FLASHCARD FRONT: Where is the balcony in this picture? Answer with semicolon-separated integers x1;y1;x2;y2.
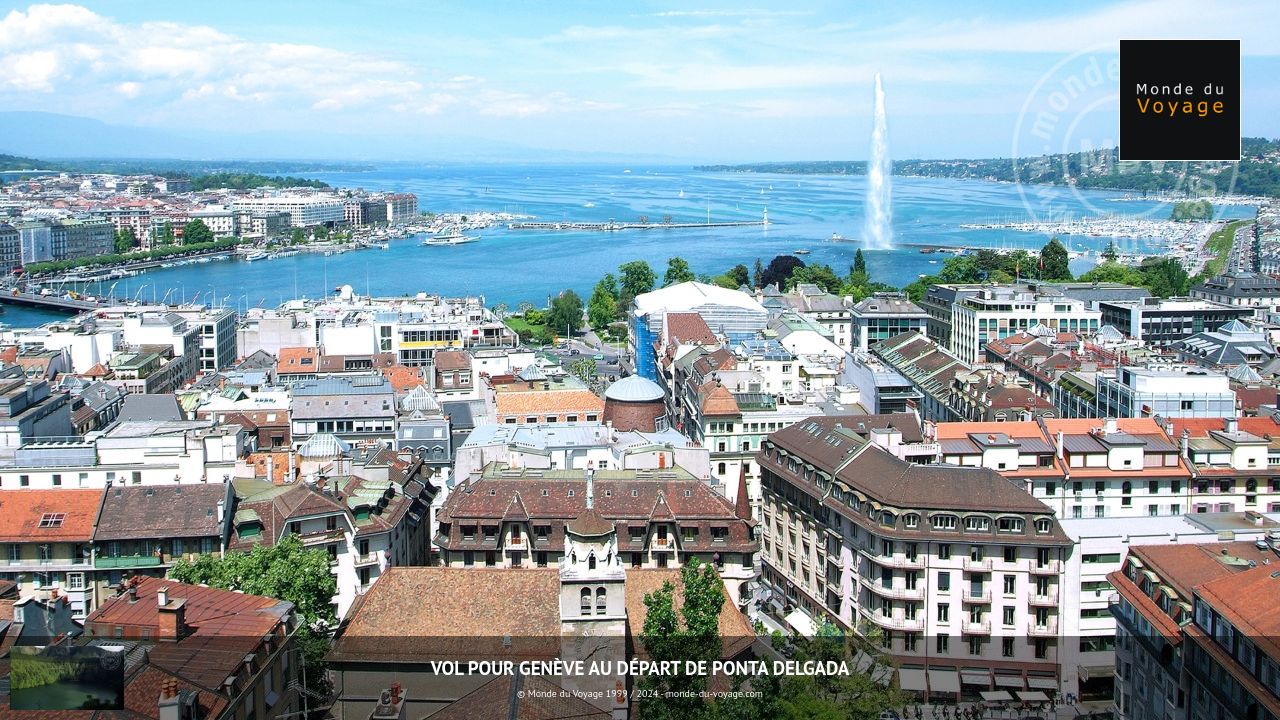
353;552;381;567
506;536;526;550
651;537;675;552
861;548;924;569
1029;560;1062;575
95;555;164;569
868;613;924;631
962;557;993;571
6;558;92;569
963;588;992;603
864;579;925;601
1029;593;1059;607
299;529;346;547
962;619;992;634
1028;618;1059;636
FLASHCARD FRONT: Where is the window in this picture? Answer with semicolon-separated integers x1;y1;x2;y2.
996;517;1024;533
1003;546;1017;563
19;475;28;487
938;544;951;560
1002;637;1015;657
38;513;65;529
1003;607;1015;626
580;588;592;616
937;572;950;592
51;474;61;487
1035;518;1051;534
1002;575;1016;595
596;588;608;615
936;635;949;654
937;603;950;623
485;551;496;567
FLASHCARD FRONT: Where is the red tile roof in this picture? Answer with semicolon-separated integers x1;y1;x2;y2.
665;312;718;346
0;489;101;542
1169;416;1280;438
276;347;317;374
380;364;425;393
433;349;472;371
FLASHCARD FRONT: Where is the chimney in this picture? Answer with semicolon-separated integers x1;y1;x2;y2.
216;498;225;524
370;683;408;720
1055;430;1064;460
157;593;187;642
157;586;168;607
585;463;595;510
1180;429;1190;459
157;679;184;720
1103;417;1117;435
128;585;138;603
1225;417;1239;434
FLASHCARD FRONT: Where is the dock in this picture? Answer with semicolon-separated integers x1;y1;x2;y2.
508;213;769;233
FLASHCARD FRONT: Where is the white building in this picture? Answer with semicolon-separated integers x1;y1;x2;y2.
231;195;345;227
951;286;1101;364
1094;365;1237;419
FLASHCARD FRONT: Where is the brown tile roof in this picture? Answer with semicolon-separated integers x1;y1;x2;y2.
245;450;296;485
83;362;112;378
665;312;718;346
698;381;739;416
625;569;755;660
276;346;317;374
0;489;101;542
329;567;563;663
1195;564;1280;660
380;364;425;393
123;665;230;720
434;349;472;371
94;484;226;542
495;390;604;418
1169;416;1280;438
429;674;610;720
567;507;614;536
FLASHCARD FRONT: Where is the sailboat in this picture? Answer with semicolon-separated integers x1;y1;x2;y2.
679;189;685;198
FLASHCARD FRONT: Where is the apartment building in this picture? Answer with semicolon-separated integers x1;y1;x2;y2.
230;195;345;227
0;365;74;462
0;488;100;617
773;283;856;351
872;331;970;422
1191;270;1280;317
1109;541;1280;720
950;285;1101;364
0;222;21;272
384;193;419;223
1169;416;1280;514
851;293;929;352
433;464;759;605
1099;297;1252;346
289;375;397;446
1093;365;1239;419
759;416;1072;699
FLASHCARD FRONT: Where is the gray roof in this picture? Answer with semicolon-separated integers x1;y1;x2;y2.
116;393;183;423
292;375;392;396
298;433;350;458
94;484;226;541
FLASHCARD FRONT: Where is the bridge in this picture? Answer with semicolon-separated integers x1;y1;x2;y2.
0;289;104;313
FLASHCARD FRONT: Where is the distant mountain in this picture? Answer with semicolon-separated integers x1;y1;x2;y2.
0;111;677;164
697;138;1280;197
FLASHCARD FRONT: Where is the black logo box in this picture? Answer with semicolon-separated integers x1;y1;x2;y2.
1119;39;1240;162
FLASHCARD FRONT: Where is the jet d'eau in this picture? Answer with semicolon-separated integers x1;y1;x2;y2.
863;73;893;250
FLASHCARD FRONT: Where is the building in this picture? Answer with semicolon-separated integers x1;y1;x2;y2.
384;193;418;223
230;195;345;227
839;351;924;415
758;416;1074;698
872;331;970;422
488;369;604;426
950;285;1101;364
1108;541;1280;720
228;443;436;618
850;293;929;352
15;216;113;264
0;365;74;463
1191;270;1280;317
774;284;855;351
602;375;667;432
0;222;20;272
290;376;397;446
431;349;474;398
433;463;758;605
630;282;769;381
1098;297;1252;346
1093;365;1238;419
242;210;291;239
0;488;100;617
187;207;240;238
1169;416;1280;514
94;206;154;245
81;576;301;720
1174;319;1279;371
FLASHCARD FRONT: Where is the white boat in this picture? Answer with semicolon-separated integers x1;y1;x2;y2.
424;230;479;246
583;202;596;208
243;251;268;262
831;232;846;241
794;249;811;255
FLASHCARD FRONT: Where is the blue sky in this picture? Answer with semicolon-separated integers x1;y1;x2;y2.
0;1;1277;161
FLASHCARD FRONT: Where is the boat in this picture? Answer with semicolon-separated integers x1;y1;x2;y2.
831;233;846;241
424;229;479;246
794;249;811;255
920;248;937;254
243;251;268;262
583;202;596;208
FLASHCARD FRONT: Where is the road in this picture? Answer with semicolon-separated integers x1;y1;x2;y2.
545;335;626;382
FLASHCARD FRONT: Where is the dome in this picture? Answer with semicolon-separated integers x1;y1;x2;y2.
604;375;664;403
298;433;351;459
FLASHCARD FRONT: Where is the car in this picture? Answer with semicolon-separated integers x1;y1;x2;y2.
592;353;604;360
877;711;902;720
569;349;580;355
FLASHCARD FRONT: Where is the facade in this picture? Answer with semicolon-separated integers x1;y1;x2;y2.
0;488;100;617
384;193;419;223
433;463;759;605
290;376;397;445
230;195;345;227
872;330;970;422
631;282;769;381
0;222;20;272
1191;270;1280;317
0;365;74;463
16;216;113;264
759;416;1074;698
187;207;240;237
1174;319;1278;371
1170;416;1280;515
775;284;855;351
851;293;929;352
1095;366;1238;419
1098;297;1252;346
1108;541;1280;720
951;285;1101;364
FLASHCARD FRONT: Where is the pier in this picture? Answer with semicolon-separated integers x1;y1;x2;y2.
0;289;105;313
508;213;769;233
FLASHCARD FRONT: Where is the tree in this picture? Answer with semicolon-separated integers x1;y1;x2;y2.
789;263;842;293
619;260;656;299
1140;257;1191;297
182;219;214;246
664;257;696;287
567;357;597;385
516;301;535;317
169;534;337;706
1102;240;1119;262
637;559;725;720
158;222;176;247
1039;238;1072;281
290;227;306;245
546;289;585;336
768;623;908;720
853;249;867;276
588;276;619;329
726;264;750;288
758;255;806;290
313;225;330;241
113;228;136;254
492;302;509;319
1078;261;1143;285
752;258;764;288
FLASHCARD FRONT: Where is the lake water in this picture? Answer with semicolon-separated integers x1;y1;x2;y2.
5;165;1255;327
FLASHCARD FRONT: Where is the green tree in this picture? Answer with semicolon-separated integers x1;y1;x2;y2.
1102;240;1119;262
588;275;619;329
113;228;137;254
567;357;597;385
619;260;657;298
752;258;764;288
853;249;867;276
181;219;214;246
789;263;842;293
168;534;337;705
313;225;330;241
637;558;724;720
492;302;509;319
1140;257;1191;297
759;255;806;290
725;264;750;288
1039;238;1072;280
158;222;176;247
546;289;585;336
664;256;696;286
769;623;908;720
290;227;306;245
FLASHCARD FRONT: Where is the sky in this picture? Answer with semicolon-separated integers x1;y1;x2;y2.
0;1;1278;162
